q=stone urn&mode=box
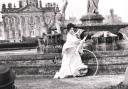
[117,40,128,50]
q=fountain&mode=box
[74,0,128,74]
[76,0,128,52]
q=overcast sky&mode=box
[0,0,128,22]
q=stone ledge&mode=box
[81,14,104,21]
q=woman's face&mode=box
[69,27,75,35]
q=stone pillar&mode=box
[25,16,29,37]
[21,16,26,37]
[3,16,8,40]
[20,16,24,38]
[8,17,12,40]
[15,17,21,42]
[11,17,16,40]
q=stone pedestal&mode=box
[80,14,104,24]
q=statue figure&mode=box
[87,0,99,14]
[55,0,68,34]
[40,22,48,36]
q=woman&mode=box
[54,23,88,79]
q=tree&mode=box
[104,9,122,24]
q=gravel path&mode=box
[15,75,124,89]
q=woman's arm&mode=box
[76,36,87,53]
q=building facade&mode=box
[1,0,59,42]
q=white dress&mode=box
[54,33,88,79]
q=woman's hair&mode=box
[67,23,76,32]
[80,31,92,40]
[117,32,123,40]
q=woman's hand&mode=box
[80,35,87,44]
[79,48,84,55]
[75,47,84,55]
[83,36,87,41]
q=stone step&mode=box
[10,63,126,76]
[0,50,128,77]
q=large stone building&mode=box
[1,0,59,42]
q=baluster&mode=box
[96,38,98,51]
[46,36,50,53]
[112,37,114,51]
[55,35,57,53]
[104,37,106,51]
[56,36,58,53]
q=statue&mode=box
[55,0,68,34]
[87,0,99,14]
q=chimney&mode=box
[53,2,56,7]
[50,3,53,7]
[2,4,6,12]
[8,3,12,8]
[19,1,22,8]
[36,1,38,8]
[47,3,51,7]
[14,4,16,8]
[45,4,48,8]
[39,0,42,8]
